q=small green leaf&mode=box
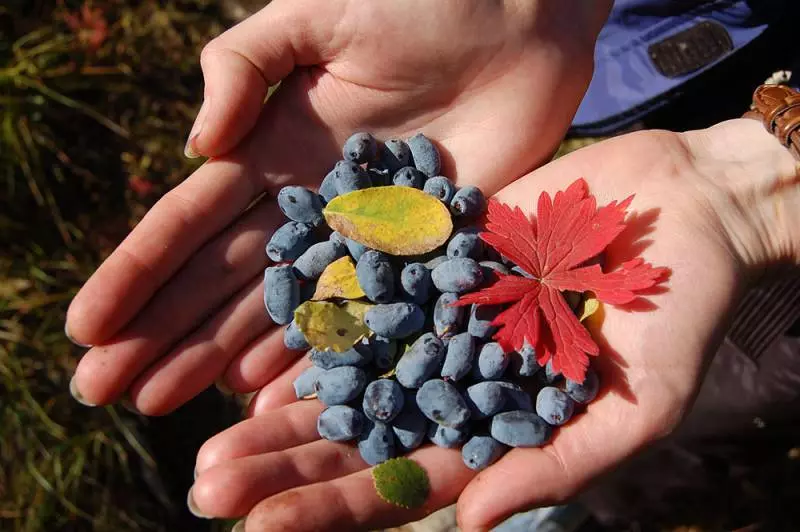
[294,300,373,352]
[323,186,453,255]
[372,458,430,509]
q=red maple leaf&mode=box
[454,178,668,382]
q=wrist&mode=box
[680,117,800,278]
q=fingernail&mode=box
[184,101,209,159]
[187,486,211,519]
[65,323,93,349]
[215,378,234,396]
[119,397,140,414]
[231,519,246,532]
[69,376,97,407]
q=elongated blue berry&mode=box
[329,231,347,247]
[379,139,412,173]
[467,304,502,340]
[450,186,486,217]
[292,240,347,280]
[515,342,540,377]
[364,336,397,370]
[400,262,432,304]
[512,265,534,278]
[334,160,371,194]
[319,169,339,204]
[364,302,425,339]
[362,379,404,423]
[416,379,470,428]
[345,238,369,261]
[395,333,445,388]
[318,405,365,441]
[433,292,465,338]
[314,366,366,406]
[543,359,562,384]
[497,381,534,412]
[407,133,441,177]
[431,258,483,293]
[293,365,325,399]
[284,320,310,351]
[356,251,395,303]
[266,221,314,262]
[474,342,508,380]
[479,260,511,276]
[536,386,575,426]
[491,410,551,447]
[424,254,448,271]
[342,132,377,163]
[466,381,506,419]
[392,400,428,452]
[358,419,395,465]
[310,344,372,369]
[393,166,426,188]
[565,368,600,404]
[264,265,300,325]
[428,423,470,448]
[277,186,324,226]
[423,176,455,203]
[441,332,475,381]
[462,435,507,471]
[447,229,483,260]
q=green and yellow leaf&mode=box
[293,300,373,352]
[372,458,430,509]
[579,296,600,322]
[312,256,365,301]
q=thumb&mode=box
[185,0,342,158]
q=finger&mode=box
[242,445,475,532]
[128,275,272,415]
[72,199,280,406]
[66,157,262,345]
[195,400,324,475]
[221,326,304,393]
[246,356,312,417]
[188,0,344,157]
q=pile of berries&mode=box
[264,132,600,471]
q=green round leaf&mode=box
[372,457,430,509]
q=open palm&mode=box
[66,0,610,413]
[188,120,798,531]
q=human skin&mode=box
[65,0,612,413]
[187,118,799,531]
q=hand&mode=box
[66,0,611,413]
[187,119,799,530]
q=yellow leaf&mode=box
[294,300,373,352]
[323,186,453,256]
[312,256,366,301]
[579,296,600,322]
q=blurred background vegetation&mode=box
[1,1,799,531]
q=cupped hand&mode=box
[187,119,799,530]
[66,0,611,413]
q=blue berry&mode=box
[292,366,325,399]
[284,320,310,351]
[292,240,347,280]
[392,400,429,452]
[379,139,412,173]
[542,359,562,384]
[467,304,502,340]
[462,435,507,471]
[416,379,470,428]
[474,342,508,380]
[317,405,365,441]
[428,423,470,448]
[362,379,404,423]
[277,186,324,226]
[511,265,534,278]
[400,262,432,305]
[358,419,395,466]
[309,344,372,369]
[407,133,441,177]
[345,238,370,261]
[424,254,449,271]
[465,381,506,419]
[447,229,484,260]
[479,260,511,276]
[536,386,575,426]
[364,336,397,370]
[314,366,367,406]
[497,382,534,412]
[364,302,425,339]
[490,410,552,448]
[423,176,455,203]
[342,132,377,163]
[392,166,426,188]
[431,258,484,293]
[433,292,466,338]
[263,265,300,325]
[395,333,445,388]
[266,221,314,262]
[450,186,486,217]
[329,231,347,246]
[334,160,371,194]
[440,332,475,381]
[515,342,540,377]
[356,251,395,303]
[565,368,600,404]
[319,169,339,204]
